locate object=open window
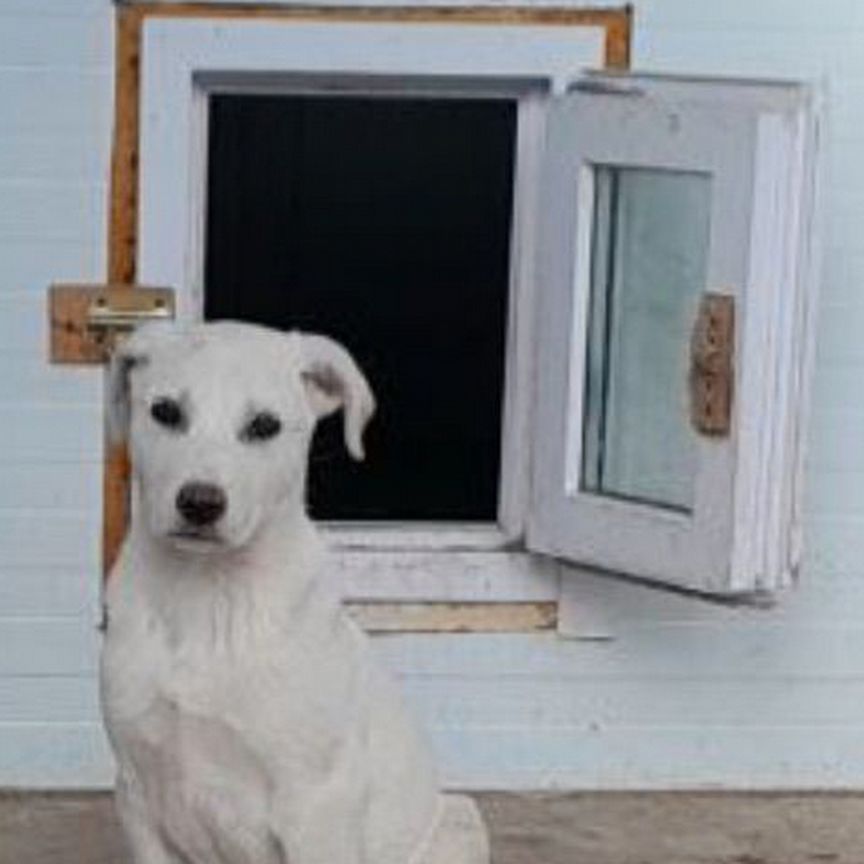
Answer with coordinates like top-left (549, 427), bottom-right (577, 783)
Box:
top-left (133, 14), bottom-right (819, 604)
top-left (527, 73), bottom-right (819, 596)
top-left (204, 94), bottom-right (516, 524)
top-left (134, 14), bottom-right (614, 588)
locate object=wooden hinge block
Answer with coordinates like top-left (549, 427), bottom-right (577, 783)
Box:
top-left (346, 601), bottom-right (558, 634)
top-left (49, 283), bottom-right (175, 364)
top-left (690, 292), bottom-right (735, 436)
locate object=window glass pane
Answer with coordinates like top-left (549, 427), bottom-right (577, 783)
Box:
top-left (581, 166), bottom-right (712, 512)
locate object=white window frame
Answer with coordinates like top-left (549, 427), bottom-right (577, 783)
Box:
top-left (529, 73), bottom-right (820, 599)
top-left (137, 19), bottom-right (819, 604)
top-left (136, 16), bottom-right (607, 598)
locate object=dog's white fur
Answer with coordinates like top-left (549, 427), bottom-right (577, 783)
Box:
top-left (100, 321), bottom-right (489, 864)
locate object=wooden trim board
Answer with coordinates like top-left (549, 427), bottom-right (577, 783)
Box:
top-left (102, 2), bottom-right (632, 631)
top-left (347, 601), bottom-right (557, 633)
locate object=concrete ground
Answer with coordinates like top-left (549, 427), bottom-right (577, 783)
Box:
top-left (2, 792), bottom-right (864, 863)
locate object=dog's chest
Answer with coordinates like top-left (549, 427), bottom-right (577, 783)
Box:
top-left (108, 640), bottom-right (291, 862)
top-left (102, 577), bottom-right (377, 863)
top-left (105, 618), bottom-right (352, 808)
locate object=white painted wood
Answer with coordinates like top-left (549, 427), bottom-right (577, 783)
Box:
top-left (497, 92), bottom-right (547, 537)
top-left (0, 361), bottom-right (101, 403)
top-left (0, 619), bottom-right (100, 677)
top-left (0, 132), bottom-right (110, 183)
top-left (637, 0), bottom-right (864, 32)
top-left (145, 13), bottom-right (605, 94)
top-left (0, 404), bottom-right (102, 463)
top-left (0, 569), bottom-right (94, 617)
top-left (324, 524), bottom-right (512, 551)
top-left (0, 68), bottom-right (111, 134)
top-left (530, 78), bottom-right (744, 591)
top-left (0, 181), bottom-right (106, 242)
top-left (0, 724), bottom-right (113, 789)
top-left (0, 678), bottom-right (100, 724)
top-left (806, 465), bottom-right (864, 516)
top-left (731, 107), bottom-right (812, 592)
top-left (0, 0), bottom-right (113, 787)
top-left (528, 73), bottom-right (817, 596)
top-left (808, 412), bottom-right (864, 472)
top-left (0, 292), bottom-right (51, 354)
top-left (817, 312), bottom-right (864, 364)
top-left (805, 517), bottom-right (864, 578)
top-left (429, 725), bottom-right (864, 790)
top-left (0, 14), bottom-right (111, 67)
top-left (559, 566), bottom-right (864, 628)
top-left (0, 463), bottom-right (101, 511)
top-left (0, 0), bottom-right (107, 15)
top-left (370, 630), bottom-right (864, 680)
top-left (320, 534), bottom-right (560, 597)
top-left (332, 551), bottom-right (559, 602)
top-left (784, 99), bottom-right (824, 583)
top-left (0, 512), bottom-right (99, 567)
top-left (401, 677), bottom-right (864, 729)
top-left (0, 240), bottom-right (104, 294)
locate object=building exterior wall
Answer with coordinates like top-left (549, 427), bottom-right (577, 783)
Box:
top-left (0, 0), bottom-right (113, 786)
top-left (2, 0), bottom-right (864, 788)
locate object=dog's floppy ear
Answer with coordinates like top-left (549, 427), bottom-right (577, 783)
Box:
top-left (105, 325), bottom-right (158, 444)
top-left (298, 333), bottom-right (376, 461)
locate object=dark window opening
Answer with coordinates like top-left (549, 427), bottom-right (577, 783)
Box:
top-left (205, 94), bottom-right (516, 521)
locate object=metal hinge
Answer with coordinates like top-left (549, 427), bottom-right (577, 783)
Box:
top-left (49, 283), bottom-right (175, 363)
top-left (689, 292), bottom-right (735, 436)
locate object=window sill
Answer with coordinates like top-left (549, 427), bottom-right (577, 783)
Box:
top-left (322, 522), bottom-right (518, 552)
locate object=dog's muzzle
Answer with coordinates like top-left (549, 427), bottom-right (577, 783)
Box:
top-left (176, 482), bottom-right (227, 527)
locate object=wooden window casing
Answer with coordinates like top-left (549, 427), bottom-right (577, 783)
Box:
top-left (103, 2), bottom-right (633, 576)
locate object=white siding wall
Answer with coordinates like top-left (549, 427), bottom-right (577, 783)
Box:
top-left (0, 0), bottom-right (113, 786)
top-left (3, 0), bottom-right (864, 788)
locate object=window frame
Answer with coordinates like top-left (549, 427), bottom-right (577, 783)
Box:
top-left (109, 9), bottom-right (818, 607)
top-left (527, 73), bottom-right (820, 598)
top-left (187, 76), bottom-right (543, 551)
top-left (126, 10), bottom-right (624, 600)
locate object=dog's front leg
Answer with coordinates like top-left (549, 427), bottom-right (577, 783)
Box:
top-left (115, 779), bottom-right (182, 864)
top-left (275, 769), bottom-right (370, 864)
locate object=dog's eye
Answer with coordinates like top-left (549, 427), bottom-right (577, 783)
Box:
top-left (242, 411), bottom-right (282, 443)
top-left (150, 397), bottom-right (185, 431)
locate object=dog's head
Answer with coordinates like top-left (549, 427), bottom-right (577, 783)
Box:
top-left (107, 321), bottom-right (375, 553)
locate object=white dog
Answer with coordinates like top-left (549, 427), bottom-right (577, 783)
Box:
top-left (100, 321), bottom-right (489, 864)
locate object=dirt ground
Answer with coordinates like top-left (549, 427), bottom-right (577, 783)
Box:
top-left (2, 791), bottom-right (864, 864)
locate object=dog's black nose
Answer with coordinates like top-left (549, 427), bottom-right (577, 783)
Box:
top-left (176, 482), bottom-right (227, 526)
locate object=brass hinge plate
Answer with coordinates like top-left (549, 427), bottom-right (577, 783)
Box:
top-left (690, 292), bottom-right (735, 436)
top-left (49, 283), bottom-right (175, 364)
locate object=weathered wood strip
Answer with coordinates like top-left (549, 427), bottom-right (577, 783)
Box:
top-left (347, 601), bottom-right (558, 633)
